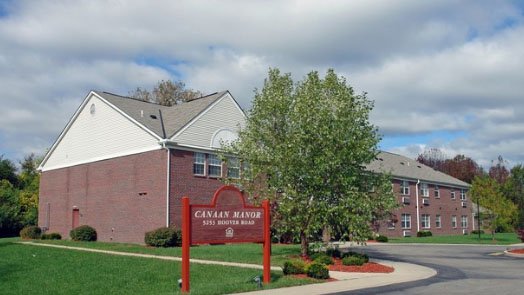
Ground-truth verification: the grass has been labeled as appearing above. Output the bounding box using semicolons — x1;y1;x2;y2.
388;232;521;245
0;238;319;295
25;238;301;266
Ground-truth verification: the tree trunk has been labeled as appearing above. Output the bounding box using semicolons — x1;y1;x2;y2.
300;230;308;257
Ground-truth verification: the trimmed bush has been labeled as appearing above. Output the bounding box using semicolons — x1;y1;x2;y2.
70;225;97;242
41;232;62;240
342;256;365;266
282;259;306;275
471;230;485;235
326;247;342;258
144;227;180;247
417;230;433;237
376;235;388;242
306;262;330;279
309;253;334;265
20;226;42;240
343;251;369;263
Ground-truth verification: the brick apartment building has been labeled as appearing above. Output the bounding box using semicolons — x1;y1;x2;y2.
367;151;471;237
38;90;246;243
38;90;471;243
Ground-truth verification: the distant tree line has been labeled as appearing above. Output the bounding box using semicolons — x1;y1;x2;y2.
417;148;524;235
0;154;40;237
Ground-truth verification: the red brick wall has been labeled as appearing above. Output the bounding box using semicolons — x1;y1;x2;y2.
38;150;167;243
377;179;471;237
169;149;224;227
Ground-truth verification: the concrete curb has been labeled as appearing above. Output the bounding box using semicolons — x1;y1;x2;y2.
503;250;524;258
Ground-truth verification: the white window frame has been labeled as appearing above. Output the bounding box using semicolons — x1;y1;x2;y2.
450;189;456;200
400;180;410;195
193;152;206;176
207;154;222;177
461;215;468;228
452;215;457;228
435;214;442;228
226;156;240;179
401;213;411;229
460;189;467;201
420;182;429;197
421;214;431;229
434;185;440;198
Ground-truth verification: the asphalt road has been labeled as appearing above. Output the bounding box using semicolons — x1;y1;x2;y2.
336;243;524;295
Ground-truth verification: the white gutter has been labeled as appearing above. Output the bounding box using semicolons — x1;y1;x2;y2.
415;179;420;232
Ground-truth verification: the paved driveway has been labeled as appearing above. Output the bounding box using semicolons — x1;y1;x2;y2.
336;244;524;295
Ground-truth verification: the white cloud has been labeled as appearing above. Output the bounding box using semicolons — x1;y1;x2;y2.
0;0;523;168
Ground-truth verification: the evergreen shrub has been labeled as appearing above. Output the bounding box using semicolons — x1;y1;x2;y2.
20;226;41;240
70;225;97;241
144;227;180;247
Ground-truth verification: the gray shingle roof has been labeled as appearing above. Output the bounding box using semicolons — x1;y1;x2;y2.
366;151;470;188
95;91;228;138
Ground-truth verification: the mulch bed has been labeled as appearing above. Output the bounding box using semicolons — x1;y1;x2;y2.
509;248;524;254
328;259;394;273
299;256;394;273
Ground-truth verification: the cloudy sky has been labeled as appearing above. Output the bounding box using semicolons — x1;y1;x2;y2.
1;0;523;168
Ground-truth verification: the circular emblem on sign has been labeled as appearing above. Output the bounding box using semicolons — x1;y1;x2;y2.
225;227;234;238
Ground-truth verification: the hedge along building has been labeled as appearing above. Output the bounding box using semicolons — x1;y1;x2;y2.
38;90;246;243
367;151;472;238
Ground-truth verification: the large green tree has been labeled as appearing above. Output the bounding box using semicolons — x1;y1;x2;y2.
470;175;517;239
227;68;396;255
504;165;524;228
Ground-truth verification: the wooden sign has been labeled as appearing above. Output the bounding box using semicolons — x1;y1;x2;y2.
190;186;265;244
181;185;270;293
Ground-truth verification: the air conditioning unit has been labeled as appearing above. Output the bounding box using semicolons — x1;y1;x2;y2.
402;197;411;204
462;229;468;235
403;230;412;237
461;202;467;208
422;198;430;205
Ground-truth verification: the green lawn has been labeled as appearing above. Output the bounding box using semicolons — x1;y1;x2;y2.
388;232;521;245
0;238;318;295
26;238;301;266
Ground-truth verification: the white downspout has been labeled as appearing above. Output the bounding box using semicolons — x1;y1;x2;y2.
160;139;170;227
415;179;420;232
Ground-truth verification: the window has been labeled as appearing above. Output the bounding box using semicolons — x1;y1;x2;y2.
387;219;395;229
450;189;456;199
434;185;440;198
435;214;442;228
226;156;240;179
400;180;410;195
193;152;205;175
420;183;429;197
401;214;411;229
207;154;222;177
451;215;457;228
421;214;430;229
461;215;468;228
460;189;467;200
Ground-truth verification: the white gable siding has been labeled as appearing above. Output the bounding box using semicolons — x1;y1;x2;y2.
42;94;160;171
172;93;246;149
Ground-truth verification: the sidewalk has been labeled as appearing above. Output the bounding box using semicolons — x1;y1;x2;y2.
237;259;436;295
19;242;436;294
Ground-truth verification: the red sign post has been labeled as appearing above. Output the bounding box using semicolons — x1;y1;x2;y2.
181;185;271;293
